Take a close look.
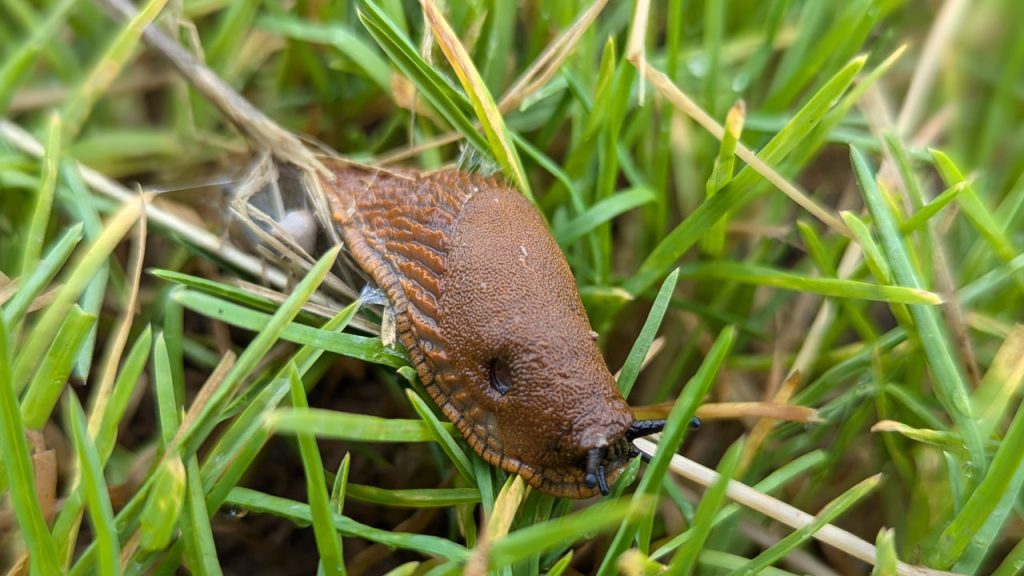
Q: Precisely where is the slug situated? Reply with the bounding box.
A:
[320,161,669,498]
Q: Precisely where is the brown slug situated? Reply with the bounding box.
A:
[320,162,669,499]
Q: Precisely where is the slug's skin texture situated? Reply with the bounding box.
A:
[323,163,634,498]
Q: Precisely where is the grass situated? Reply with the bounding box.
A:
[1,1,1023,575]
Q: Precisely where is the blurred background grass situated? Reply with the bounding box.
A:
[1,0,1023,574]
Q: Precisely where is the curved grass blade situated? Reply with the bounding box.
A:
[554,187,656,246]
[225,487,470,561]
[171,289,406,368]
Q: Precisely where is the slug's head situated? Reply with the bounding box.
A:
[580,417,701,494]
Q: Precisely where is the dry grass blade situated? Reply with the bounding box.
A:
[897,0,970,135]
[630,57,849,236]
[625,0,650,104]
[87,194,147,436]
[420,0,530,198]
[0,120,290,292]
[633,438,962,576]
[696,401,822,423]
[499,0,609,112]
[95,0,325,175]
[634,397,821,424]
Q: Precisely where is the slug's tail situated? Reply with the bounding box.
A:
[224,153,381,333]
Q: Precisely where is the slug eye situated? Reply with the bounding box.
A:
[488,358,512,396]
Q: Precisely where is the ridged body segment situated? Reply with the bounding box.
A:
[323,164,633,498]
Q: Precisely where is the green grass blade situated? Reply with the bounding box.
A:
[288,365,346,576]
[225,487,471,561]
[703,101,744,255]
[181,456,223,574]
[67,393,121,576]
[668,437,744,575]
[872,528,897,576]
[554,187,655,246]
[21,305,95,427]
[935,400,1024,569]
[153,333,180,446]
[851,146,985,476]
[487,498,647,570]
[617,268,679,396]
[139,455,186,551]
[931,149,1020,267]
[171,289,406,368]
[405,388,474,483]
[2,222,83,327]
[20,113,61,277]
[357,0,488,155]
[0,316,62,573]
[13,200,141,387]
[177,246,340,451]
[899,182,965,234]
[678,261,940,304]
[841,211,891,281]
[269,408,449,442]
[330,453,351,518]
[345,484,479,508]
